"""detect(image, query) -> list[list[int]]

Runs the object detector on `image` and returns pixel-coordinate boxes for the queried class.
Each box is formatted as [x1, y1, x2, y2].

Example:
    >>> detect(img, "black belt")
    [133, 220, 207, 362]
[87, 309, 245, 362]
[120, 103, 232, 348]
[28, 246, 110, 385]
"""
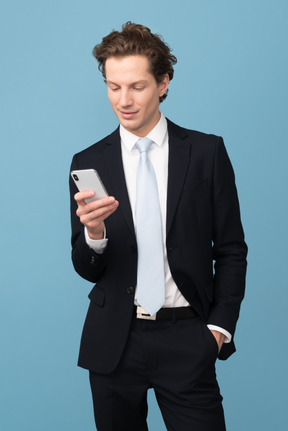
[135, 306, 196, 321]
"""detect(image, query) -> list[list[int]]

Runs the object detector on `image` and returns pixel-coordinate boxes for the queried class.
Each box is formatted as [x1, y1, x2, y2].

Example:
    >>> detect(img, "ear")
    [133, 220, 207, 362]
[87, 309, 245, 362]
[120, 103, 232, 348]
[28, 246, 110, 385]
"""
[159, 74, 170, 97]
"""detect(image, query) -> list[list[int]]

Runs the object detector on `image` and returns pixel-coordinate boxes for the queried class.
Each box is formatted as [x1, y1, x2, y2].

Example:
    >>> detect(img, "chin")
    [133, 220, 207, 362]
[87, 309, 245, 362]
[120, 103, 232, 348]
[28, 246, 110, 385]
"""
[121, 120, 141, 131]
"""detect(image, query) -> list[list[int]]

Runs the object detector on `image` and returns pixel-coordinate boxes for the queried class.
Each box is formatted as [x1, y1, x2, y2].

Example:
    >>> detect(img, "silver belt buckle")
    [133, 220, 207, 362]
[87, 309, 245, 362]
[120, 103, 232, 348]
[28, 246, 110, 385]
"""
[136, 306, 156, 321]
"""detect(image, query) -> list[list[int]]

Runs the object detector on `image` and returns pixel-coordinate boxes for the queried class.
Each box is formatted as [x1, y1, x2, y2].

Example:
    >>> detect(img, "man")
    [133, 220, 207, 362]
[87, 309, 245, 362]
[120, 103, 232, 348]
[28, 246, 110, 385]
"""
[69, 22, 247, 431]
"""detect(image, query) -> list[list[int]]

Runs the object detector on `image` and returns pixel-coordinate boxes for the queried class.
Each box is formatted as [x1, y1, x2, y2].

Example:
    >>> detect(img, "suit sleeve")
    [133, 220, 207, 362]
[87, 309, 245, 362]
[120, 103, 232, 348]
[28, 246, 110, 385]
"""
[69, 154, 107, 283]
[208, 138, 248, 336]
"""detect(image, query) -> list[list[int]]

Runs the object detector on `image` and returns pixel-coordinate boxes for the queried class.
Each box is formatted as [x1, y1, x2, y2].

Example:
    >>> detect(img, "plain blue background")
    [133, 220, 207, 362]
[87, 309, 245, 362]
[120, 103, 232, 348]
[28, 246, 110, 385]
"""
[1, 1, 287, 430]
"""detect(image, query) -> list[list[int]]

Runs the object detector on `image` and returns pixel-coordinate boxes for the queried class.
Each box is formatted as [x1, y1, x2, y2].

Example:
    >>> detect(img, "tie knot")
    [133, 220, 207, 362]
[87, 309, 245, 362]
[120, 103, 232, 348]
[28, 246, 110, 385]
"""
[136, 137, 154, 153]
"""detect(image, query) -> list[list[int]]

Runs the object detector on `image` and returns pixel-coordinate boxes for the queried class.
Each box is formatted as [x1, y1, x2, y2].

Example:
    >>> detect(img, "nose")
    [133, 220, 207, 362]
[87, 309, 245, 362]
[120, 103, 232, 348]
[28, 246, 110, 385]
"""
[119, 89, 133, 107]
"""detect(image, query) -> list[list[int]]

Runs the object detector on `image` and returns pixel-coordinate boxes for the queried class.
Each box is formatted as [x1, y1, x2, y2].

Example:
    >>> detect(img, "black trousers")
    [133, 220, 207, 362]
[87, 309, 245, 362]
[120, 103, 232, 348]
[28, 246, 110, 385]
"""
[89, 314, 226, 431]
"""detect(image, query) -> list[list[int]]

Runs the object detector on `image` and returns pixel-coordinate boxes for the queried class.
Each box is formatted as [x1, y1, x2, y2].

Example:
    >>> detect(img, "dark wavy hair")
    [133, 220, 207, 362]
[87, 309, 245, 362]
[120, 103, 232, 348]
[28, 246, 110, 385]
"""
[92, 22, 177, 103]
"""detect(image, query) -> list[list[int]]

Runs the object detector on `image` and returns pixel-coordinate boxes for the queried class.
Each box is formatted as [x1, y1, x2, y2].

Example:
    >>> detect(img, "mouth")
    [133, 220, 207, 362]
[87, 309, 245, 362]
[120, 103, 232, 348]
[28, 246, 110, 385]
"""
[120, 111, 138, 119]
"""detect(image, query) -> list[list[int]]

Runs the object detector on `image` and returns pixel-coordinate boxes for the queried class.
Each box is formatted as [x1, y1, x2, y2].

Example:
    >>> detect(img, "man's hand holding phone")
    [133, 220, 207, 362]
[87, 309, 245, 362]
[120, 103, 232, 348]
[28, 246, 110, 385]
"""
[74, 192, 119, 240]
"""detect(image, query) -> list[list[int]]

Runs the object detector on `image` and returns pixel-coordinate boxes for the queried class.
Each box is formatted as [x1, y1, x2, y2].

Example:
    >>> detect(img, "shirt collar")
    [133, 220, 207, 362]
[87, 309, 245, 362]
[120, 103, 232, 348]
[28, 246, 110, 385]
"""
[120, 113, 168, 152]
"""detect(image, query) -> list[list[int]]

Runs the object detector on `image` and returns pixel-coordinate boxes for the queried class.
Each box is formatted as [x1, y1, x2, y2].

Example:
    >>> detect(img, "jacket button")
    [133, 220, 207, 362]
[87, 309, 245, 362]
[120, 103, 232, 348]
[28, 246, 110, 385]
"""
[131, 245, 137, 254]
[90, 255, 96, 265]
[168, 246, 177, 252]
[126, 286, 134, 294]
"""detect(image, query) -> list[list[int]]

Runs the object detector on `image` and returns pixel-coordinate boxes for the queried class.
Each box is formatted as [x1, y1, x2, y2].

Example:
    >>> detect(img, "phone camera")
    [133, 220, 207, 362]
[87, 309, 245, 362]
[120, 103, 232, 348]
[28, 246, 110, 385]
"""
[73, 174, 79, 181]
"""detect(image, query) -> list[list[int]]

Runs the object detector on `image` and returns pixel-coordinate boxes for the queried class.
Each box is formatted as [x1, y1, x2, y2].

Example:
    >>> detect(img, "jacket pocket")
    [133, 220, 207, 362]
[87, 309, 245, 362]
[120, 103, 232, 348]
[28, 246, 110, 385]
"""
[203, 322, 219, 357]
[88, 284, 105, 307]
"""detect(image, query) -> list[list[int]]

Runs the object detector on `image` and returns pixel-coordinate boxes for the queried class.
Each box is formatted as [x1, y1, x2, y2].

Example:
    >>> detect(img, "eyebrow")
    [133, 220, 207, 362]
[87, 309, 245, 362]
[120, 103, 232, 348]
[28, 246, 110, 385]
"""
[107, 80, 148, 86]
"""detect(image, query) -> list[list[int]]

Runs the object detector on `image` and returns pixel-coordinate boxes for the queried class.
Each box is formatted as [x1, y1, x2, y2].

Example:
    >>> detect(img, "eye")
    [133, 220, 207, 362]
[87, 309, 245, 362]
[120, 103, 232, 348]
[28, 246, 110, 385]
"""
[110, 87, 119, 91]
[133, 86, 145, 91]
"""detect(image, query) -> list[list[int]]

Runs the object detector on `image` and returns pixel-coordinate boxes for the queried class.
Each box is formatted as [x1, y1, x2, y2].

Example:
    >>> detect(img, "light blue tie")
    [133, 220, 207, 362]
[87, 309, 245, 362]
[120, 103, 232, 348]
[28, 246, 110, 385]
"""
[135, 137, 165, 316]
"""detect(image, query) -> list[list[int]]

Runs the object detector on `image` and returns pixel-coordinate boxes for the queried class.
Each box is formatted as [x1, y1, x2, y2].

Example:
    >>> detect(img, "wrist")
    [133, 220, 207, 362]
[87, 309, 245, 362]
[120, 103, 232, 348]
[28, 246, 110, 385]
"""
[87, 229, 104, 240]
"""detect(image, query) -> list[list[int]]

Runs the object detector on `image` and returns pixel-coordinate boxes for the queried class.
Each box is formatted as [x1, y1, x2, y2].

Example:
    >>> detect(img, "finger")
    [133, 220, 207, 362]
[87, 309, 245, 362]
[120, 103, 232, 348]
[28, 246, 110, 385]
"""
[85, 196, 117, 211]
[75, 193, 116, 208]
[74, 190, 95, 206]
[81, 201, 119, 222]
[79, 201, 119, 225]
[86, 207, 118, 230]
[76, 197, 118, 218]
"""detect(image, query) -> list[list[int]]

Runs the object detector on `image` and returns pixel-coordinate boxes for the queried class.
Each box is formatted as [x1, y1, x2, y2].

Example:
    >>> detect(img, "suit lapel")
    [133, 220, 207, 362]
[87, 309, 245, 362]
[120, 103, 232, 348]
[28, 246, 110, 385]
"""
[166, 120, 191, 236]
[102, 128, 135, 237]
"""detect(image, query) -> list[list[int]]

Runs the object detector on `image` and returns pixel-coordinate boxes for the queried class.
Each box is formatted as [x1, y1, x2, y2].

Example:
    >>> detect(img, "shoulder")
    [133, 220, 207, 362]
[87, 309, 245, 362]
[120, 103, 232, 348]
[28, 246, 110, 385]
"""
[72, 126, 120, 162]
[166, 118, 226, 161]
[167, 118, 222, 146]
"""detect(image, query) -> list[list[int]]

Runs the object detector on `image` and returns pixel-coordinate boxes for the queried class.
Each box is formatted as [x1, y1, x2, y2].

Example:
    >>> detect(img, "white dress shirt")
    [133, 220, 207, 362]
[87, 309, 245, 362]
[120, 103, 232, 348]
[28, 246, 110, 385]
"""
[85, 113, 231, 342]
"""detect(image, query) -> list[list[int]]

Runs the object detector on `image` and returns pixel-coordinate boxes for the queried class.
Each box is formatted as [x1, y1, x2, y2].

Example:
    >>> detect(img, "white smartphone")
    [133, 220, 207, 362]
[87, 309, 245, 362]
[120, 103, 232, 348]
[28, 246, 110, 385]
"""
[71, 169, 108, 203]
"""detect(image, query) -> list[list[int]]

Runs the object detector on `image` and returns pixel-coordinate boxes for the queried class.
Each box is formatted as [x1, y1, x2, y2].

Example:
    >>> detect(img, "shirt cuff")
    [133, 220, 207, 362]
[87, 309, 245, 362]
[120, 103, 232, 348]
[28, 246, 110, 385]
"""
[207, 324, 232, 343]
[84, 226, 108, 254]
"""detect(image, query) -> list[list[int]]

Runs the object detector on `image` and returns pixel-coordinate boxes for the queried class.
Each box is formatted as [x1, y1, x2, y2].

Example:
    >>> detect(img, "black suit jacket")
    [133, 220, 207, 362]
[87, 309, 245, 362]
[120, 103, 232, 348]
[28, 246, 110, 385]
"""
[69, 119, 247, 374]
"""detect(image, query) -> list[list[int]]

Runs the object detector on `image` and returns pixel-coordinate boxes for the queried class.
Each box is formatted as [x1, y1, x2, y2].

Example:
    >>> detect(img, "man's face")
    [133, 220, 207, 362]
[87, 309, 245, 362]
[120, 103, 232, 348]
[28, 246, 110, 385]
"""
[105, 55, 169, 137]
